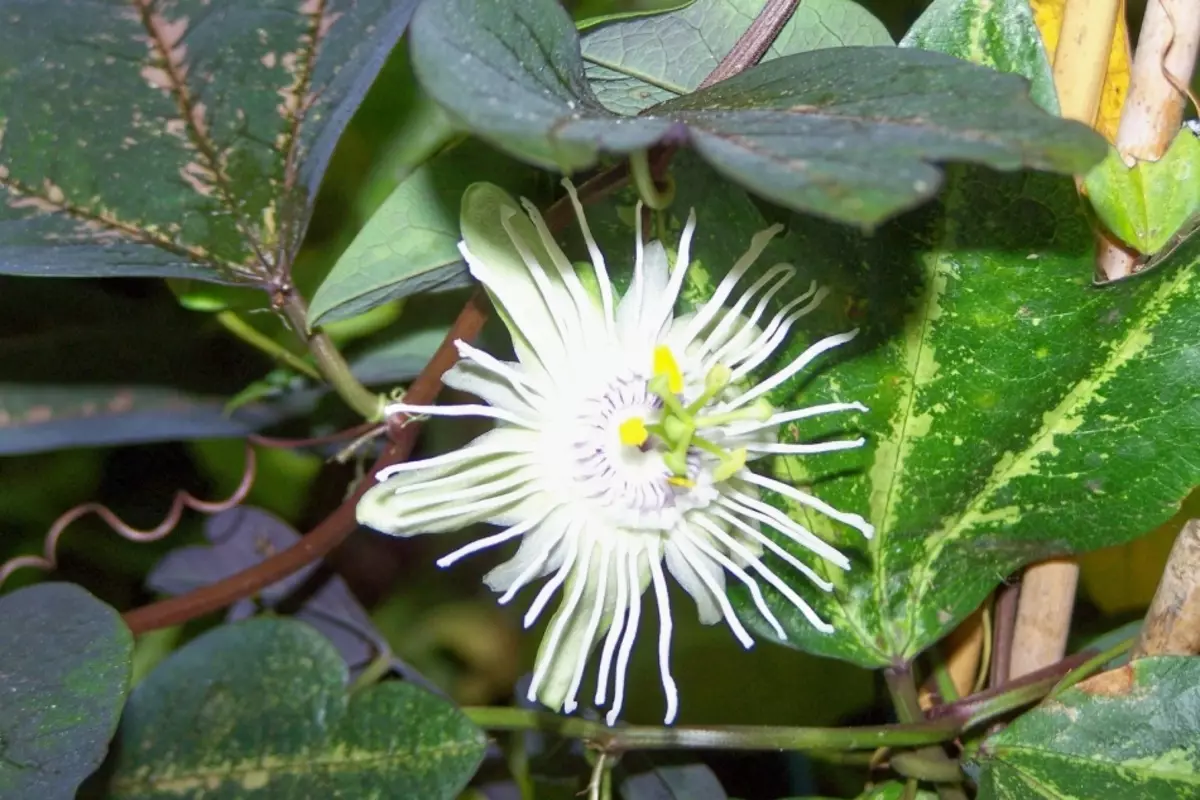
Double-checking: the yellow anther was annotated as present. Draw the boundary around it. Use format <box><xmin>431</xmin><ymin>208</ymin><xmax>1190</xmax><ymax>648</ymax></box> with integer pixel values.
<box><xmin>652</xmin><ymin>345</ymin><xmax>684</xmax><ymax>394</ymax></box>
<box><xmin>618</xmin><ymin>416</ymin><xmax>648</xmax><ymax>447</ymax></box>
<box><xmin>668</xmin><ymin>476</ymin><xmax>696</xmax><ymax>488</ymax></box>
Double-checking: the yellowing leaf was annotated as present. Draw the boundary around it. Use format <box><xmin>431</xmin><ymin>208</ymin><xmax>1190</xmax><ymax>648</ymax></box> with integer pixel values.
<box><xmin>1079</xmin><ymin>488</ymin><xmax>1200</xmax><ymax>613</ymax></box>
<box><xmin>1032</xmin><ymin>0</ymin><xmax>1131</xmax><ymax>141</ymax></box>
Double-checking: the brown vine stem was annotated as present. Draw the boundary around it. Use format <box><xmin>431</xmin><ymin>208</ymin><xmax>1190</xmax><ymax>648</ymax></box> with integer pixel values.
<box><xmin>0</xmin><ymin>445</ymin><xmax>256</xmax><ymax>591</ymax></box>
<box><xmin>123</xmin><ymin>291</ymin><xmax>488</xmax><ymax>634</ymax></box>
<box><xmin>120</xmin><ymin>2</ymin><xmax>802</xmax><ymax>634</ymax></box>
<box><xmin>697</xmin><ymin>0</ymin><xmax>798</xmax><ymax>89</ymax></box>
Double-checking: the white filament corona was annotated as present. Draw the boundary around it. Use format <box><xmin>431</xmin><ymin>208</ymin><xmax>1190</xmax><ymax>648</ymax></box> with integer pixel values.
<box><xmin>356</xmin><ymin>180</ymin><xmax>872</xmax><ymax>726</ymax></box>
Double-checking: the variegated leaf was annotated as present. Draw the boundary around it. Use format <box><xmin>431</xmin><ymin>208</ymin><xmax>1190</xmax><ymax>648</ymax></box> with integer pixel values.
<box><xmin>0</xmin><ymin>0</ymin><xmax>417</xmax><ymax>282</ymax></box>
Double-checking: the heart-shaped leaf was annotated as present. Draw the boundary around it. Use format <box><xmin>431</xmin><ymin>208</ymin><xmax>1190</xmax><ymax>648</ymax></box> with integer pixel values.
<box><xmin>0</xmin><ymin>583</ymin><xmax>133</xmax><ymax>800</ymax></box>
<box><xmin>581</xmin><ymin>0</ymin><xmax>893</xmax><ymax>115</ymax></box>
<box><xmin>1085</xmin><ymin>131</ymin><xmax>1200</xmax><ymax>255</ymax></box>
<box><xmin>410</xmin><ymin>0</ymin><xmax>1105</xmax><ymax>227</ymax></box>
<box><xmin>975</xmin><ymin>657</ymin><xmax>1200</xmax><ymax>798</ymax></box>
<box><xmin>0</xmin><ymin>0</ymin><xmax>418</xmax><ymax>282</ymax></box>
<box><xmin>109</xmin><ymin>617</ymin><xmax>485</xmax><ymax>798</ymax></box>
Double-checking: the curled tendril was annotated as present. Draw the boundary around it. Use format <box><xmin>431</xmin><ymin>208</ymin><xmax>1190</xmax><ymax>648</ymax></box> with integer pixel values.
<box><xmin>0</xmin><ymin>444</ymin><xmax>257</xmax><ymax>591</ymax></box>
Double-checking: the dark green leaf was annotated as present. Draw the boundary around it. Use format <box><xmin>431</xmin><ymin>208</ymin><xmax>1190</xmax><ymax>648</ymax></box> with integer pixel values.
<box><xmin>975</xmin><ymin>657</ymin><xmax>1200</xmax><ymax>798</ymax></box>
<box><xmin>0</xmin><ymin>0</ymin><xmax>417</xmax><ymax>281</ymax></box>
<box><xmin>309</xmin><ymin>141</ymin><xmax>549</xmax><ymax>326</ymax></box>
<box><xmin>0</xmin><ymin>282</ymin><xmax>292</xmax><ymax>454</ymax></box>
<box><xmin>410</xmin><ymin>0</ymin><xmax>1104</xmax><ymax>226</ymax></box>
<box><xmin>0</xmin><ymin>385</ymin><xmax>287</xmax><ymax>455</ymax></box>
<box><xmin>110</xmin><ymin>617</ymin><xmax>485</xmax><ymax>799</ymax></box>
<box><xmin>581</xmin><ymin>0</ymin><xmax>893</xmax><ymax>114</ymax></box>
<box><xmin>0</xmin><ymin>583</ymin><xmax>133</xmax><ymax>800</ymax></box>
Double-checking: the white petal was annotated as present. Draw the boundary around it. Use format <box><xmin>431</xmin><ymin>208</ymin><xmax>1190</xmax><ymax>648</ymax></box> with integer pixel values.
<box><xmin>724</xmin><ymin>402</ymin><xmax>869</xmax><ymax>438</ymax></box>
<box><xmin>663</xmin><ymin>537</ymin><xmax>725</xmax><ymax>625</ymax></box>
<box><xmin>725</xmin><ymin>330</ymin><xmax>859</xmax><ymax>411</ymax></box>
<box><xmin>442</xmin><ymin>359</ymin><xmax>540</xmax><ymax>416</ymax></box>
<box><xmin>711</xmin><ymin>505</ymin><xmax>834</xmax><ymax>591</ymax></box>
<box><xmin>562</xmin><ymin>538</ymin><xmax>612</xmax><ymax>713</ymax></box>
<box><xmin>435</xmin><ymin>514</ymin><xmax>541</xmax><ymax>569</ymax></box>
<box><xmin>672</xmin><ymin>533</ymin><xmax>754</xmax><ymax>649</ymax></box>
<box><xmin>528</xmin><ymin>528</ymin><xmax>593</xmax><ymax>700</ymax></box>
<box><xmin>694</xmin><ymin>515</ymin><xmax>833</xmax><ymax>634</ymax></box>
<box><xmin>677</xmin><ymin>224</ymin><xmax>782</xmax><ymax>348</ymax></box>
<box><xmin>562</xmin><ymin>178</ymin><xmax>616</xmax><ymax>332</ymax></box>
<box><xmin>373</xmin><ymin>427</ymin><xmax>534</xmax><ymax>482</ymax></box>
<box><xmin>745</xmin><ymin>437</ymin><xmax>866</xmax><ymax>456</ymax></box>
<box><xmin>740</xmin><ymin>472</ymin><xmax>876</xmax><ymax>539</ymax></box>
<box><xmin>617</xmin><ymin>240</ymin><xmax>670</xmax><ymax>349</ymax></box>
<box><xmin>523</xmin><ymin>528</ymin><xmax>580</xmax><ymax>628</ymax></box>
<box><xmin>648</xmin><ymin>554</ymin><xmax>679</xmax><ymax>724</ymax></box>
<box><xmin>686</xmin><ymin>520</ymin><xmax>787</xmax><ymax>641</ymax></box>
<box><xmin>384</xmin><ymin>400</ymin><xmax>535</xmax><ymax>429</ymax></box>
<box><xmin>705</xmin><ymin>272</ymin><xmax>810</xmax><ymax>370</ymax></box>
<box><xmin>595</xmin><ymin>544</ymin><xmax>631</xmax><ymax>706</ymax></box>
<box><xmin>520</xmin><ymin>197</ymin><xmax>607</xmax><ymax>344</ymax></box>
<box><xmin>725</xmin><ymin>287</ymin><xmax>829</xmax><ymax>379</ymax></box>
<box><xmin>499</xmin><ymin>209</ymin><xmax>582</xmax><ymax>350</ymax></box>
<box><xmin>606</xmin><ymin>547</ymin><xmax>645</xmax><ymax>726</ymax></box>
<box><xmin>358</xmin><ymin>455</ymin><xmax>535</xmax><ymax>536</ymax></box>
<box><xmin>644</xmin><ymin>209</ymin><xmax>697</xmax><ymax>341</ymax></box>
<box><xmin>721</xmin><ymin>491</ymin><xmax>851</xmax><ymax>569</ymax></box>
<box><xmin>486</xmin><ymin>509</ymin><xmax>572</xmax><ymax>598</ymax></box>
<box><xmin>458</xmin><ymin>185</ymin><xmax>569</xmax><ymax>376</ymax></box>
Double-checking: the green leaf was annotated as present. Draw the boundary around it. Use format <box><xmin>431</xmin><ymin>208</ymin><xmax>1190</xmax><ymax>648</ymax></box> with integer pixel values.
<box><xmin>410</xmin><ymin>0</ymin><xmax>1105</xmax><ymax>227</ymax></box>
<box><xmin>669</xmin><ymin>0</ymin><xmax>1200</xmax><ymax>667</ymax></box>
<box><xmin>900</xmin><ymin>0</ymin><xmax>1059</xmax><ymax>115</ymax></box>
<box><xmin>0</xmin><ymin>1</ymin><xmax>417</xmax><ymax>282</ymax></box>
<box><xmin>975</xmin><ymin>657</ymin><xmax>1200</xmax><ymax>798</ymax></box>
<box><xmin>0</xmin><ymin>282</ymin><xmax>287</xmax><ymax>454</ymax></box>
<box><xmin>109</xmin><ymin>617</ymin><xmax>485</xmax><ymax>799</ymax></box>
<box><xmin>581</xmin><ymin>0</ymin><xmax>893</xmax><ymax>115</ymax></box>
<box><xmin>578</xmin><ymin>134</ymin><xmax>1200</xmax><ymax>670</ymax></box>
<box><xmin>1085</xmin><ymin>132</ymin><xmax>1200</xmax><ymax>255</ymax></box>
<box><xmin>0</xmin><ymin>583</ymin><xmax>133</xmax><ymax>800</ymax></box>
<box><xmin>857</xmin><ymin>781</ymin><xmax>938</xmax><ymax>799</ymax></box>
<box><xmin>309</xmin><ymin>141</ymin><xmax>549</xmax><ymax>326</ymax></box>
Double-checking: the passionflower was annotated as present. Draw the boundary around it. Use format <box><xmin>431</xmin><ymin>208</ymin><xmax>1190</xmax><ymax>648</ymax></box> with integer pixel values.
<box><xmin>357</xmin><ymin>180</ymin><xmax>871</xmax><ymax>725</ymax></box>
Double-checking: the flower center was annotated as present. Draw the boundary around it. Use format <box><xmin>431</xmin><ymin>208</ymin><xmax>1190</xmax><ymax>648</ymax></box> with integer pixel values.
<box><xmin>562</xmin><ymin>346</ymin><xmax>775</xmax><ymax>531</ymax></box>
<box><xmin>620</xmin><ymin>346</ymin><xmax>772</xmax><ymax>484</ymax></box>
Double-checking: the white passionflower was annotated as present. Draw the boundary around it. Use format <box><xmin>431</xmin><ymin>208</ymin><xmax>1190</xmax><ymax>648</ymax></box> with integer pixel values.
<box><xmin>357</xmin><ymin>180</ymin><xmax>872</xmax><ymax>725</ymax></box>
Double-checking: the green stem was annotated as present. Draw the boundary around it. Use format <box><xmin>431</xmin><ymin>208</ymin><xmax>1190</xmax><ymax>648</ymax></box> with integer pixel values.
<box><xmin>279</xmin><ymin>292</ymin><xmax>384</xmax><ymax>421</ymax></box>
<box><xmin>460</xmin><ymin>707</ymin><xmax>960</xmax><ymax>752</ymax></box>
<box><xmin>349</xmin><ymin>652</ymin><xmax>393</xmax><ymax>694</ymax></box>
<box><xmin>629</xmin><ymin>149</ymin><xmax>675</xmax><ymax>210</ymax></box>
<box><xmin>216</xmin><ymin>310</ymin><xmax>322</xmax><ymax>380</ymax></box>
<box><xmin>1049</xmin><ymin>633</ymin><xmax>1135</xmax><ymax>698</ymax></box>
<box><xmin>505</xmin><ymin>731</ymin><xmax>535</xmax><ymax>800</ymax></box>
<box><xmin>929</xmin><ymin>647</ymin><xmax>961</xmax><ymax>704</ymax></box>
<box><xmin>891</xmin><ymin>752</ymin><xmax>966</xmax><ymax>783</ymax></box>
<box><xmin>884</xmin><ymin>665</ymin><xmax>968</xmax><ymax>800</ymax></box>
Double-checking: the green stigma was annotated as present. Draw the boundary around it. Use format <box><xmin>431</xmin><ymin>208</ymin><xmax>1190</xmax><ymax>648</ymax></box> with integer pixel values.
<box><xmin>630</xmin><ymin>346</ymin><xmax>776</xmax><ymax>483</ymax></box>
